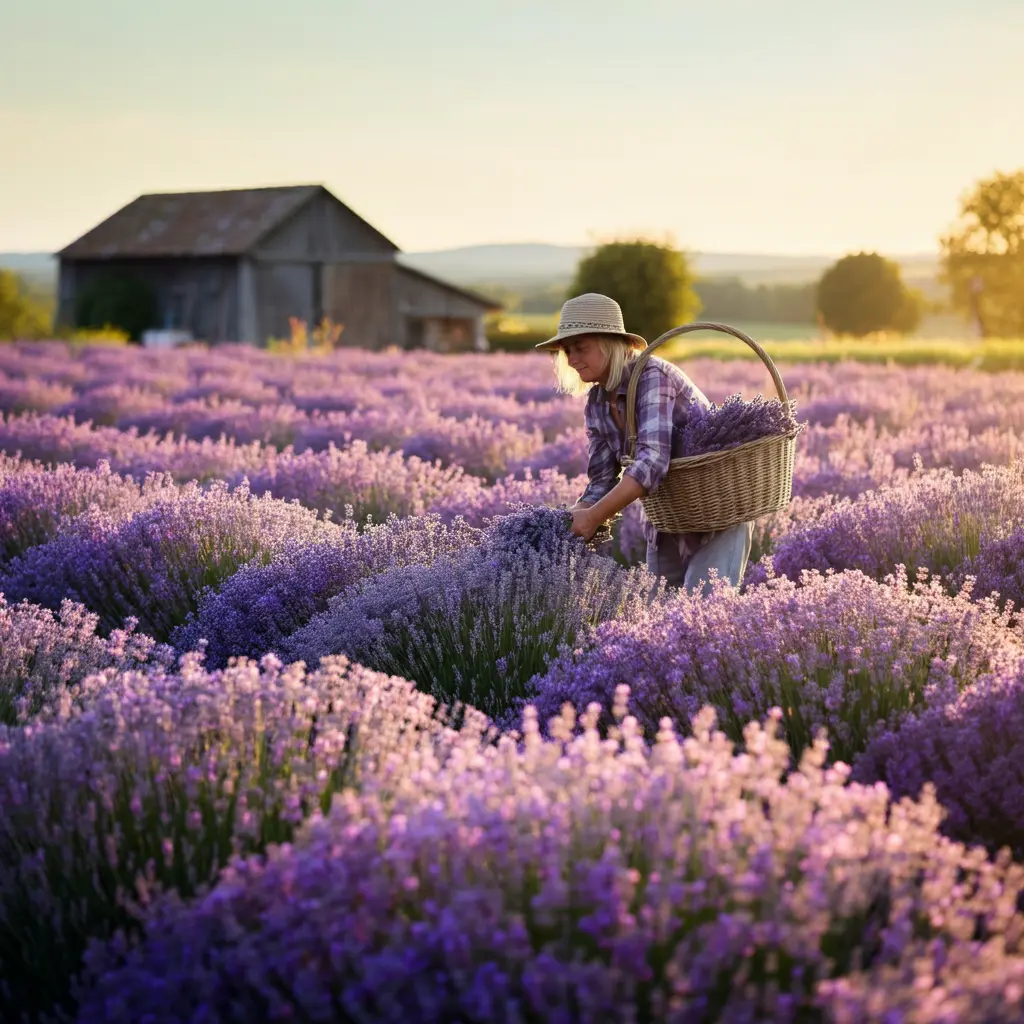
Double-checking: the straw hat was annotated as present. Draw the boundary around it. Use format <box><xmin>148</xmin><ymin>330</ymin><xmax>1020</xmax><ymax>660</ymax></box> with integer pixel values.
<box><xmin>535</xmin><ymin>293</ymin><xmax>647</xmax><ymax>351</ymax></box>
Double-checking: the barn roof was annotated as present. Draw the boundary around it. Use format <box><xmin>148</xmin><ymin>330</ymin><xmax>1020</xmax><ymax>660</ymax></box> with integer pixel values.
<box><xmin>58</xmin><ymin>185</ymin><xmax>398</xmax><ymax>259</ymax></box>
<box><xmin>396</xmin><ymin>263</ymin><xmax>502</xmax><ymax>312</ymax></box>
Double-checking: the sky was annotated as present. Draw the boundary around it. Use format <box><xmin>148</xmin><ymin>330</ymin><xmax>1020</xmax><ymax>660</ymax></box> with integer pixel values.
<box><xmin>2</xmin><ymin>0</ymin><xmax>1023</xmax><ymax>256</ymax></box>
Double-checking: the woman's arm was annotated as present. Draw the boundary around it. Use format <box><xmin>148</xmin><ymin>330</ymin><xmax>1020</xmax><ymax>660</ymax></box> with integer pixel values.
<box><xmin>571</xmin><ymin>475</ymin><xmax>645</xmax><ymax>539</ymax></box>
<box><xmin>571</xmin><ymin>365</ymin><xmax>677</xmax><ymax>540</ymax></box>
<box><xmin>576</xmin><ymin>426</ymin><xmax>620</xmax><ymax>509</ymax></box>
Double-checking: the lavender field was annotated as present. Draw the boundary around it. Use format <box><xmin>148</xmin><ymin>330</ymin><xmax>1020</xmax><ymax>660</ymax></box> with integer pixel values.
<box><xmin>3</xmin><ymin>339</ymin><xmax>1024</xmax><ymax>1021</ymax></box>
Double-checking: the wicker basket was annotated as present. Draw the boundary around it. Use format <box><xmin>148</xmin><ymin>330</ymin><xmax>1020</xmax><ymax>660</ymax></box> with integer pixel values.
<box><xmin>620</xmin><ymin>322</ymin><xmax>797</xmax><ymax>534</ymax></box>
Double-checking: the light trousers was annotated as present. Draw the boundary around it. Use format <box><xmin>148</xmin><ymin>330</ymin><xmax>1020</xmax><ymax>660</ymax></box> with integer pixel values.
<box><xmin>645</xmin><ymin>521</ymin><xmax>754</xmax><ymax>596</ymax></box>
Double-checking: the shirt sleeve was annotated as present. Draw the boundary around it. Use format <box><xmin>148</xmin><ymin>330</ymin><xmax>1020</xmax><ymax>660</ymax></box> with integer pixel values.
<box><xmin>621</xmin><ymin>364</ymin><xmax>677</xmax><ymax>494</ymax></box>
<box><xmin>578</xmin><ymin>403</ymin><xmax>620</xmax><ymax>506</ymax></box>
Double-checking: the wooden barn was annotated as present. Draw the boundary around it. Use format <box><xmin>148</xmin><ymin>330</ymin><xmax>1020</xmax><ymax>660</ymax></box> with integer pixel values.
<box><xmin>56</xmin><ymin>185</ymin><xmax>500</xmax><ymax>350</ymax></box>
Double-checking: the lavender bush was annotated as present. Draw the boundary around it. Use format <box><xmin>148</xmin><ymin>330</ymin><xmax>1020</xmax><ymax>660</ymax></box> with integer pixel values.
<box><xmin>753</xmin><ymin>464</ymin><xmax>1024</xmax><ymax>587</ymax></box>
<box><xmin>282</xmin><ymin>508</ymin><xmax>656</xmax><ymax>720</ymax></box>
<box><xmin>0</xmin><ymin>481</ymin><xmax>335</xmax><ymax>641</ymax></box>
<box><xmin>77</xmin><ymin>703</ymin><xmax>1024</xmax><ymax>1023</ymax></box>
<box><xmin>0</xmin><ymin>595</ymin><xmax>169</xmax><ymax>724</ymax></box>
<box><xmin>430</xmin><ymin>467</ymin><xmax>587</xmax><ymax>527</ymax></box>
<box><xmin>854</xmin><ymin>666</ymin><xmax>1024</xmax><ymax>856</ymax></box>
<box><xmin>238</xmin><ymin>441</ymin><xmax>471</xmax><ymax>524</ymax></box>
<box><xmin>0</xmin><ymin>460</ymin><xmax>178</xmax><ymax>565</ymax></box>
<box><xmin>173</xmin><ymin>513</ymin><xmax>481</xmax><ymax>668</ymax></box>
<box><xmin>0</xmin><ymin>654</ymin><xmax>486</xmax><ymax>1020</ymax></box>
<box><xmin>527</xmin><ymin>567</ymin><xmax>1023</xmax><ymax>765</ymax></box>
<box><xmin>951</xmin><ymin>524</ymin><xmax>1024</xmax><ymax>612</ymax></box>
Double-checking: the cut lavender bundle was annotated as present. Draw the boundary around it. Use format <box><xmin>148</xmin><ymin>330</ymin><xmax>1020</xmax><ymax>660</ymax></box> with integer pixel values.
<box><xmin>675</xmin><ymin>392</ymin><xmax>801</xmax><ymax>459</ymax></box>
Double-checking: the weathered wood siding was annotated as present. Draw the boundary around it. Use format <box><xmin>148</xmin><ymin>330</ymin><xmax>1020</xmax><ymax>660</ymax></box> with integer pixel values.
<box><xmin>58</xmin><ymin>257</ymin><xmax>238</xmax><ymax>341</ymax></box>
<box><xmin>252</xmin><ymin>192</ymin><xmax>396</xmax><ymax>262</ymax></box>
<box><xmin>255</xmin><ymin>263</ymin><xmax>316</xmax><ymax>343</ymax></box>
<box><xmin>395</xmin><ymin>267</ymin><xmax>489</xmax><ymax>351</ymax></box>
<box><xmin>323</xmin><ymin>263</ymin><xmax>397</xmax><ymax>349</ymax></box>
<box><xmin>395</xmin><ymin>267</ymin><xmax>490</xmax><ymax>320</ymax></box>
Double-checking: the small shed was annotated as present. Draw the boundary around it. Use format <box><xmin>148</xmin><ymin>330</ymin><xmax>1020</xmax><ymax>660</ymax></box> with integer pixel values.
<box><xmin>56</xmin><ymin>185</ymin><xmax>500</xmax><ymax>350</ymax></box>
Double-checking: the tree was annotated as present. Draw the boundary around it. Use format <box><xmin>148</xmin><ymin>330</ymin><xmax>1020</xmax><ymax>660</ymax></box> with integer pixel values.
<box><xmin>0</xmin><ymin>270</ymin><xmax>51</xmax><ymax>340</ymax></box>
<box><xmin>815</xmin><ymin>252</ymin><xmax>922</xmax><ymax>338</ymax></box>
<box><xmin>75</xmin><ymin>275</ymin><xmax>157</xmax><ymax>342</ymax></box>
<box><xmin>940</xmin><ymin>169</ymin><xmax>1024</xmax><ymax>338</ymax></box>
<box><xmin>569</xmin><ymin>239</ymin><xmax>700</xmax><ymax>343</ymax></box>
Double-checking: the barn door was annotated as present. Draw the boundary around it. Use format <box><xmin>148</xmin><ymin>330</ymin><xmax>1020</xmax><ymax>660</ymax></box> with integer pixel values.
<box><xmin>256</xmin><ymin>263</ymin><xmax>316</xmax><ymax>343</ymax></box>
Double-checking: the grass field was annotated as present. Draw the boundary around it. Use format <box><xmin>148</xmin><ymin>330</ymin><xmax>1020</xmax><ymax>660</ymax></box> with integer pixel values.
<box><xmin>660</xmin><ymin>335</ymin><xmax>1024</xmax><ymax>371</ymax></box>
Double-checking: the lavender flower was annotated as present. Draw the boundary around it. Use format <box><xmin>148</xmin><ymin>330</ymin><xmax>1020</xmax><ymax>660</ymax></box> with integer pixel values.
<box><xmin>951</xmin><ymin>523</ymin><xmax>1024</xmax><ymax>612</ymax></box>
<box><xmin>0</xmin><ymin>653</ymin><xmax>485</xmax><ymax>1020</ymax></box>
<box><xmin>430</xmin><ymin>467</ymin><xmax>587</xmax><ymax>527</ymax></box>
<box><xmin>854</xmin><ymin>665</ymin><xmax>1024</xmax><ymax>856</ymax></box>
<box><xmin>675</xmin><ymin>393</ymin><xmax>801</xmax><ymax>458</ymax></box>
<box><xmin>237</xmin><ymin>441</ymin><xmax>471</xmax><ymax>525</ymax></box>
<box><xmin>0</xmin><ymin>481</ymin><xmax>335</xmax><ymax>641</ymax></box>
<box><xmin>77</xmin><ymin>704</ymin><xmax>1024</xmax><ymax>1023</ymax></box>
<box><xmin>527</xmin><ymin>567</ymin><xmax>1022</xmax><ymax>765</ymax></box>
<box><xmin>759</xmin><ymin>463</ymin><xmax>1024</xmax><ymax>586</ymax></box>
<box><xmin>282</xmin><ymin>508</ymin><xmax>656</xmax><ymax>720</ymax></box>
<box><xmin>0</xmin><ymin>460</ymin><xmax>178</xmax><ymax>565</ymax></box>
<box><xmin>173</xmin><ymin>513</ymin><xmax>481</xmax><ymax>668</ymax></box>
<box><xmin>0</xmin><ymin>595</ymin><xmax>169</xmax><ymax>724</ymax></box>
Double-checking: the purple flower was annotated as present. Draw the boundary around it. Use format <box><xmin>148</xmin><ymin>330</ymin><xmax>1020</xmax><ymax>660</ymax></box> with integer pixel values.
<box><xmin>675</xmin><ymin>393</ymin><xmax>801</xmax><ymax>458</ymax></box>
<box><xmin>527</xmin><ymin>567</ymin><xmax>1021</xmax><ymax>765</ymax></box>
<box><xmin>173</xmin><ymin>513</ymin><xmax>481</xmax><ymax>668</ymax></box>
<box><xmin>76</xmin><ymin>705</ymin><xmax>1024</xmax><ymax>1023</ymax></box>
<box><xmin>0</xmin><ymin>652</ymin><xmax>485</xmax><ymax>1020</ymax></box>
<box><xmin>0</xmin><ymin>594</ymin><xmax>169</xmax><ymax>723</ymax></box>
<box><xmin>0</xmin><ymin>481</ymin><xmax>335</xmax><ymax>641</ymax></box>
<box><xmin>282</xmin><ymin>507</ymin><xmax>655</xmax><ymax>720</ymax></box>
<box><xmin>854</xmin><ymin>665</ymin><xmax>1024</xmax><ymax>855</ymax></box>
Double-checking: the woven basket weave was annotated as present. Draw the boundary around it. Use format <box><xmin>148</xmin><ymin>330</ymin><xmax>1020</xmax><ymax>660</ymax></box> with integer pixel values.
<box><xmin>620</xmin><ymin>322</ymin><xmax>797</xmax><ymax>534</ymax></box>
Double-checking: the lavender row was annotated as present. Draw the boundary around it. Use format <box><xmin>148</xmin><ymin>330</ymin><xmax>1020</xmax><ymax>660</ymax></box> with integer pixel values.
<box><xmin>75</xmin><ymin>697</ymin><xmax>1024</xmax><ymax>1023</ymax></box>
<box><xmin>0</xmin><ymin>653</ymin><xmax>487</xmax><ymax>1019</ymax></box>
<box><xmin>5</xmin><ymin>343</ymin><xmax>1024</xmax><ymax>438</ymax></box>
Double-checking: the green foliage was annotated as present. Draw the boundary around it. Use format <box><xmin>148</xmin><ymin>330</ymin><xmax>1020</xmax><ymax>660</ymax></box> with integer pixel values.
<box><xmin>75</xmin><ymin>275</ymin><xmax>157</xmax><ymax>342</ymax></box>
<box><xmin>816</xmin><ymin>252</ymin><xmax>923</xmax><ymax>337</ymax></box>
<box><xmin>941</xmin><ymin>169</ymin><xmax>1024</xmax><ymax>338</ymax></box>
<box><xmin>485</xmin><ymin>314</ymin><xmax>552</xmax><ymax>352</ymax></box>
<box><xmin>0</xmin><ymin>270</ymin><xmax>52</xmax><ymax>340</ymax></box>
<box><xmin>695</xmin><ymin>277</ymin><xmax>816</xmax><ymax>324</ymax></box>
<box><xmin>569</xmin><ymin>239</ymin><xmax>701</xmax><ymax>342</ymax></box>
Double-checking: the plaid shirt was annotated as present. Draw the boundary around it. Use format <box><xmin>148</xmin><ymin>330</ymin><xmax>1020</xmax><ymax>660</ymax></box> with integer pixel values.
<box><xmin>578</xmin><ymin>356</ymin><xmax>712</xmax><ymax>547</ymax></box>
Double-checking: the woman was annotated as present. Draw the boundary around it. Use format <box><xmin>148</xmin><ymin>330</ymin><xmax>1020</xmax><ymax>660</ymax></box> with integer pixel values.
<box><xmin>538</xmin><ymin>292</ymin><xmax>753</xmax><ymax>595</ymax></box>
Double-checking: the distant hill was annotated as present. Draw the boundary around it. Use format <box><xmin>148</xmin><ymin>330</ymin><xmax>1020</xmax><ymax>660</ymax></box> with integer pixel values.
<box><xmin>400</xmin><ymin>244</ymin><xmax>941</xmax><ymax>290</ymax></box>
<box><xmin>2</xmin><ymin>246</ymin><xmax>943</xmax><ymax>298</ymax></box>
<box><xmin>0</xmin><ymin>253</ymin><xmax>57</xmax><ymax>285</ymax></box>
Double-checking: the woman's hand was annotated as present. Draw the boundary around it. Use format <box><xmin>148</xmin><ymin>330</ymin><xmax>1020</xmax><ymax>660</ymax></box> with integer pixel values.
<box><xmin>571</xmin><ymin>507</ymin><xmax>601</xmax><ymax>541</ymax></box>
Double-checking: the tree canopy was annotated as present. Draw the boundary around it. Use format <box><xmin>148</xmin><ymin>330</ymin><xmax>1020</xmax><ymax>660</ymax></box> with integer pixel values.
<box><xmin>0</xmin><ymin>271</ymin><xmax>51</xmax><ymax>341</ymax></box>
<box><xmin>815</xmin><ymin>252</ymin><xmax>922</xmax><ymax>338</ymax></box>
<box><xmin>569</xmin><ymin>239</ymin><xmax>700</xmax><ymax>343</ymax></box>
<box><xmin>940</xmin><ymin>169</ymin><xmax>1024</xmax><ymax>338</ymax></box>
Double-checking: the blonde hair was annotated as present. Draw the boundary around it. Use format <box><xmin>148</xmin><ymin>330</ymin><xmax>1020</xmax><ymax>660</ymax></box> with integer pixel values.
<box><xmin>552</xmin><ymin>336</ymin><xmax>639</xmax><ymax>397</ymax></box>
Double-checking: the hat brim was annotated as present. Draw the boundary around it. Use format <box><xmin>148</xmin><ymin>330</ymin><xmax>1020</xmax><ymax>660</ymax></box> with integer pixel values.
<box><xmin>535</xmin><ymin>327</ymin><xmax>647</xmax><ymax>352</ymax></box>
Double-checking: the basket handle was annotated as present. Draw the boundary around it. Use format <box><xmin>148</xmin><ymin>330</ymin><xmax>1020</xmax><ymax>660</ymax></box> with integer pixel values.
<box><xmin>625</xmin><ymin>322</ymin><xmax>790</xmax><ymax>460</ymax></box>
